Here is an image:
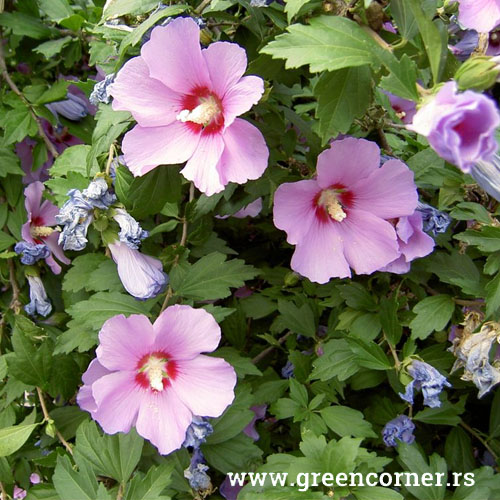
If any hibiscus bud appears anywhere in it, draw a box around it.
[455,56,500,91]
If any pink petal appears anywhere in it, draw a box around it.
[24,181,43,217]
[44,254,62,275]
[77,359,111,413]
[152,305,221,360]
[21,221,34,244]
[351,159,418,218]
[180,132,225,195]
[380,255,411,274]
[458,0,500,32]
[233,198,263,218]
[122,121,201,176]
[222,76,264,128]
[273,179,320,244]
[290,217,351,283]
[91,371,144,434]
[202,41,248,98]
[217,118,268,186]
[141,18,210,95]
[170,355,237,417]
[135,387,192,455]
[316,138,380,189]
[337,209,399,274]
[399,213,435,262]
[39,200,59,226]
[44,231,70,265]
[110,57,182,127]
[97,314,155,371]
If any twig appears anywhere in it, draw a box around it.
[0,481,7,500]
[252,332,292,365]
[0,43,59,159]
[460,421,498,462]
[116,482,125,500]
[159,286,174,314]
[36,387,73,456]
[8,259,22,314]
[454,298,484,307]
[377,128,393,155]
[384,334,401,370]
[195,0,212,14]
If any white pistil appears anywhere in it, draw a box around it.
[318,189,347,222]
[30,226,54,238]
[176,95,220,126]
[142,356,167,392]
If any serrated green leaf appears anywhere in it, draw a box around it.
[409,295,455,340]
[0,422,39,457]
[320,406,376,438]
[346,337,392,370]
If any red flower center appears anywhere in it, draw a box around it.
[135,351,177,392]
[178,86,224,134]
[314,184,354,223]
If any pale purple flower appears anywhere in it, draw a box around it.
[243,405,267,440]
[25,275,52,317]
[109,17,268,195]
[379,212,435,274]
[30,473,41,484]
[14,241,50,265]
[46,92,89,121]
[22,182,70,274]
[273,138,418,283]
[471,153,500,201]
[400,360,451,408]
[409,81,500,172]
[108,241,168,300]
[457,0,500,33]
[13,486,26,500]
[384,91,416,124]
[77,306,237,455]
[382,415,415,447]
[112,208,148,249]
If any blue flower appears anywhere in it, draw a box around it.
[25,275,52,317]
[14,241,50,265]
[400,360,451,408]
[113,209,149,250]
[82,178,116,210]
[182,416,213,449]
[382,415,415,447]
[416,202,451,235]
[471,154,500,202]
[184,449,212,491]
[89,73,115,106]
[281,360,295,379]
[46,93,89,121]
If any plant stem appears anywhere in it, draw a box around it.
[195,0,212,14]
[252,332,292,365]
[105,143,116,176]
[384,334,401,370]
[116,482,125,500]
[36,387,73,456]
[460,420,498,461]
[377,128,393,154]
[8,259,22,314]
[0,42,59,159]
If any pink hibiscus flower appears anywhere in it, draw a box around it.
[77,305,237,455]
[457,0,500,33]
[21,182,70,274]
[109,17,269,195]
[273,138,418,284]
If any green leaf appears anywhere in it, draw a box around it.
[170,252,258,301]
[489,389,500,438]
[379,54,419,101]
[50,145,99,178]
[379,296,402,346]
[409,295,455,340]
[284,0,312,23]
[314,66,372,143]
[337,283,377,311]
[261,16,376,72]
[86,259,123,293]
[450,202,492,225]
[0,422,39,457]
[74,421,143,483]
[2,106,37,145]
[0,231,16,252]
[455,227,500,252]
[289,378,308,407]
[485,272,500,317]
[124,463,174,500]
[320,406,376,438]
[53,455,98,500]
[413,401,462,426]
[0,148,24,177]
[346,337,392,370]
[216,347,262,378]
[34,37,73,59]
[103,0,159,18]
[390,0,418,39]
[0,12,53,39]
[130,167,182,218]
[277,299,316,337]
[445,427,475,474]
[38,0,74,20]
[355,487,404,500]
[407,0,447,83]
[66,292,153,331]
[310,339,360,381]
[62,254,108,293]
[271,398,301,419]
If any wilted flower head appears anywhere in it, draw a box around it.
[400,360,451,408]
[14,241,50,265]
[449,321,500,397]
[21,182,70,274]
[273,137,418,283]
[46,92,89,121]
[82,177,116,209]
[25,275,52,317]
[108,241,167,300]
[281,360,295,379]
[243,405,267,441]
[382,415,415,447]
[109,17,269,195]
[416,202,452,235]
[77,306,237,455]
[184,449,212,491]
[457,0,500,33]
[182,415,213,448]
[409,82,500,172]
[112,208,149,249]
[89,73,115,106]
[471,153,500,201]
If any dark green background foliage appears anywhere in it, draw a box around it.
[0,0,500,498]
